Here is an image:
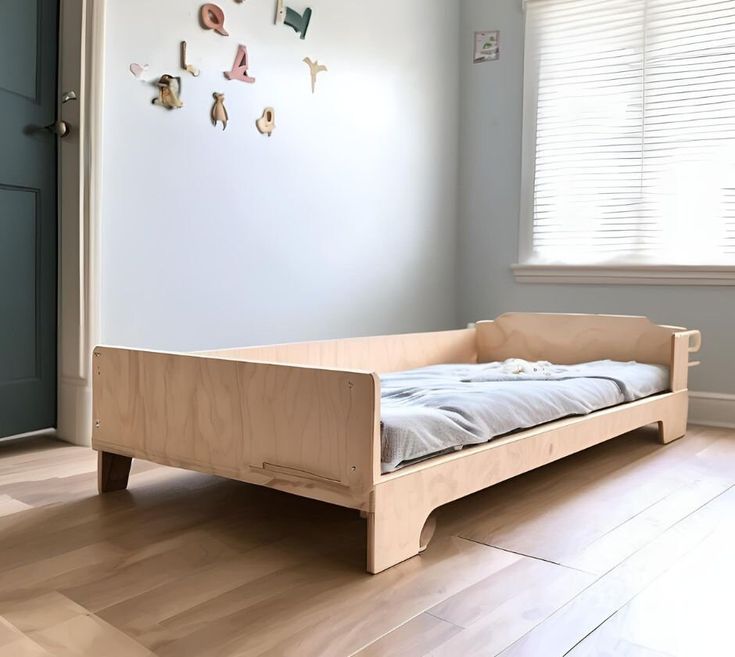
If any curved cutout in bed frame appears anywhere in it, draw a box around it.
[92,313,701,573]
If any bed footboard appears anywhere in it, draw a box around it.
[92,348,380,510]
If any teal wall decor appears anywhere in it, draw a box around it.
[284,6,312,40]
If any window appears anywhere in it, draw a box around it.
[520,0,735,268]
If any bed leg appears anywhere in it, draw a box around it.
[98,451,132,493]
[658,400,689,445]
[367,494,434,574]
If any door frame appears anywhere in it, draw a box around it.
[56,0,104,446]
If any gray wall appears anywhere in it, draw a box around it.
[100,0,460,351]
[457,0,734,394]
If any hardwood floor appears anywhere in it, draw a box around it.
[0,424,733,656]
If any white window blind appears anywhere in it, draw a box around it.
[523,0,735,265]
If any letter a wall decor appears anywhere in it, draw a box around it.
[225,45,256,83]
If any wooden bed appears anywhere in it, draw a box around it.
[92,313,702,574]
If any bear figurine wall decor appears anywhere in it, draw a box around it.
[152,75,184,109]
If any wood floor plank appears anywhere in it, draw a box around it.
[0,593,89,635]
[96,535,349,638]
[498,485,735,657]
[425,558,594,657]
[0,637,55,657]
[561,475,732,574]
[429,555,593,629]
[154,538,520,657]
[566,491,735,657]
[59,531,244,612]
[28,613,155,657]
[457,430,727,570]
[0,427,732,657]
[0,617,23,648]
[0,496,33,518]
[354,613,462,657]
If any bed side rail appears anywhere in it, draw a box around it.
[196,328,478,373]
[92,347,379,505]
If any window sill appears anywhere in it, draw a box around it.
[512,264,735,286]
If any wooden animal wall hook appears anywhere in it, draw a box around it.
[152,75,183,109]
[303,57,327,93]
[274,0,286,25]
[284,6,312,39]
[180,42,200,77]
[225,44,256,83]
[200,3,229,36]
[256,107,276,137]
[211,93,228,130]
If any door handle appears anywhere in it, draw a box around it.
[42,120,71,138]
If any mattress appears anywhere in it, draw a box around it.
[380,360,670,473]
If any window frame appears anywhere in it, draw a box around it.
[514,0,735,286]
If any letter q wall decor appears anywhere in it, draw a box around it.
[200,4,229,36]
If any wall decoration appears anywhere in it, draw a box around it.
[303,57,327,94]
[152,75,184,109]
[256,107,276,137]
[200,4,230,37]
[274,0,286,25]
[225,44,256,83]
[180,41,200,77]
[129,63,149,80]
[211,93,229,130]
[283,6,312,39]
[473,30,500,63]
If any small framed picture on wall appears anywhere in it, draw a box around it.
[474,30,500,63]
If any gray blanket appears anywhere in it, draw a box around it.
[380,360,669,473]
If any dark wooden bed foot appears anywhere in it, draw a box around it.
[98,451,132,493]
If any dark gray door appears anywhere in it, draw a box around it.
[0,0,59,438]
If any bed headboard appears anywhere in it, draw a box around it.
[476,313,694,367]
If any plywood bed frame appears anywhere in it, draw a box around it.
[92,313,702,574]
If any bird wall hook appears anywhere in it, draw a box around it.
[303,57,327,94]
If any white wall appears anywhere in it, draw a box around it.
[457,0,735,396]
[100,0,460,351]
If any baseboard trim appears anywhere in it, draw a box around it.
[0,429,57,443]
[689,392,735,429]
